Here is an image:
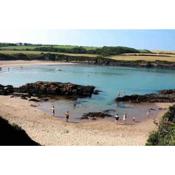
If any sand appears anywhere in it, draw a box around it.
[0,95,171,145]
[0,60,173,145]
[0,60,76,68]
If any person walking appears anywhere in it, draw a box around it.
[51,105,55,116]
[65,111,70,122]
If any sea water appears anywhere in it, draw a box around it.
[1,64,175,121]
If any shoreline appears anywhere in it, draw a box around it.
[0,60,76,68]
[0,60,174,145]
[1,54,175,69]
[0,95,171,145]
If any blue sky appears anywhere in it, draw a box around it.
[1,29,175,50]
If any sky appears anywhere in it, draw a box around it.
[0,29,175,50]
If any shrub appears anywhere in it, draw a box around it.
[146,105,175,145]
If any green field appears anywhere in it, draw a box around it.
[1,43,175,62]
[0,50,98,58]
[0,45,99,51]
[110,55,175,62]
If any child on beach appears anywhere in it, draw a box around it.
[51,105,55,116]
[65,111,70,122]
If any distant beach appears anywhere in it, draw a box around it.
[0,60,76,68]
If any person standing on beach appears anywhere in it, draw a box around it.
[51,105,55,116]
[115,113,119,122]
[123,113,127,122]
[146,109,150,117]
[132,116,136,123]
[65,111,70,122]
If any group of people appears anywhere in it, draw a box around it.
[51,104,152,124]
[114,109,151,124]
[114,113,134,123]
[51,105,70,122]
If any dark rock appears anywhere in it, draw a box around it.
[16,81,96,98]
[81,112,113,120]
[29,98,40,102]
[21,96,28,100]
[103,109,116,113]
[0,84,14,95]
[41,98,49,102]
[159,89,175,95]
[30,104,38,107]
[80,116,89,120]
[116,90,175,103]
[93,90,102,95]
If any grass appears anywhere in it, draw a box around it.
[0,50,98,57]
[1,48,175,62]
[110,55,175,62]
[146,105,175,145]
[0,45,99,51]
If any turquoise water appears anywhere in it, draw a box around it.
[1,64,175,120]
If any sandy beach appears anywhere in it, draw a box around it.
[0,60,76,68]
[0,60,173,145]
[0,95,171,145]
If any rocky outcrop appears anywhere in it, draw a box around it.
[0,81,97,100]
[15,81,96,98]
[0,85,14,95]
[81,112,113,120]
[116,90,175,103]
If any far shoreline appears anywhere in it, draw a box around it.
[0,60,77,68]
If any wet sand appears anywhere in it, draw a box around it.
[0,95,171,145]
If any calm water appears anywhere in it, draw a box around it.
[0,64,175,121]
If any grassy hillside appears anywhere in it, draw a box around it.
[110,55,175,62]
[0,45,98,51]
[1,43,175,62]
[146,105,175,145]
[0,43,141,56]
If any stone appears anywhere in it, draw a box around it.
[81,112,113,120]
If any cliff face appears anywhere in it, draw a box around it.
[0,117,39,146]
